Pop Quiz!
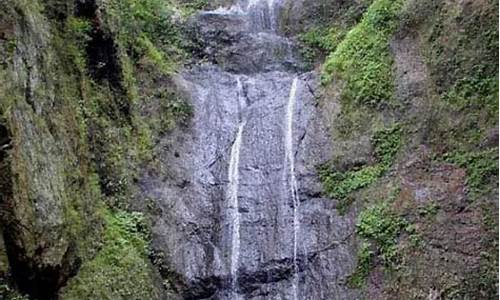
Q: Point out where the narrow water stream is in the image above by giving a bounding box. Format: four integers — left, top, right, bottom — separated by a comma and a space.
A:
284, 77, 300, 300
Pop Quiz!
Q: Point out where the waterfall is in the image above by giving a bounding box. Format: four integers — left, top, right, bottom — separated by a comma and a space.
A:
247, 0, 278, 31
266, 0, 277, 31
150, 0, 361, 297
228, 77, 246, 298
285, 77, 300, 300
209, 0, 278, 31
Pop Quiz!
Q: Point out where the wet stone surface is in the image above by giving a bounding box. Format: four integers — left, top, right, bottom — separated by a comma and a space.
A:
140, 1, 360, 299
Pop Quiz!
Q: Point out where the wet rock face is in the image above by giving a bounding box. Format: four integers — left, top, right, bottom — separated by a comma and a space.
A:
141, 1, 360, 299
0, 3, 101, 299
185, 8, 308, 74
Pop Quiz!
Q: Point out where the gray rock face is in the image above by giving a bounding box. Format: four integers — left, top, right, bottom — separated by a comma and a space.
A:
141, 1, 360, 299
186, 9, 307, 74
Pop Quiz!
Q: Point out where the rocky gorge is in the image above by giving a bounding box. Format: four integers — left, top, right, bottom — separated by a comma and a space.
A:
0, 0, 498, 299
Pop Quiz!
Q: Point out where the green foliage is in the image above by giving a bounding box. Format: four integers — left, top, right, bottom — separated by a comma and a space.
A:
348, 202, 414, 287
134, 34, 174, 74
417, 201, 439, 217
445, 148, 499, 200
373, 124, 402, 166
443, 76, 498, 119
322, 0, 404, 108
320, 164, 384, 205
299, 26, 347, 63
357, 203, 408, 265
319, 125, 402, 213
404, 0, 498, 151
0, 281, 29, 300
178, 0, 209, 15
61, 210, 155, 300
347, 242, 374, 288
104, 0, 187, 74
155, 89, 193, 131
66, 17, 92, 40
63, 17, 92, 72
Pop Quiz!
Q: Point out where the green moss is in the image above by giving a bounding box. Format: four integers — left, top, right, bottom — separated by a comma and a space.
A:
373, 124, 402, 166
134, 34, 175, 74
348, 201, 414, 287
322, 0, 404, 108
347, 241, 373, 288
320, 125, 402, 213
62, 17, 92, 72
320, 164, 384, 206
444, 148, 499, 200
104, 0, 189, 75
61, 210, 156, 300
299, 26, 348, 65
0, 0, 197, 297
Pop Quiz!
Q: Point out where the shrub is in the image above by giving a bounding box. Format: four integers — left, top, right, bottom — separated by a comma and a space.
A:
348, 202, 414, 287
445, 148, 499, 200
61, 210, 155, 300
319, 125, 402, 213
347, 241, 374, 288
373, 124, 402, 165
356, 203, 408, 266
322, 0, 404, 108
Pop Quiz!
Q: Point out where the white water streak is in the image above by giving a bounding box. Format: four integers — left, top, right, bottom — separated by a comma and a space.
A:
228, 77, 246, 299
285, 77, 300, 300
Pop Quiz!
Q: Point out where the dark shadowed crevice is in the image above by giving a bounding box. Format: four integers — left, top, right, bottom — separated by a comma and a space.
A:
75, 0, 98, 19
86, 30, 123, 92
0, 123, 12, 231
75, 0, 126, 100
3, 234, 81, 300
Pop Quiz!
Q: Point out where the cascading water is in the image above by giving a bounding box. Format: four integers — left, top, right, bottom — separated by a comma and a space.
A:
285, 77, 300, 300
228, 121, 245, 297
143, 0, 361, 299
228, 77, 247, 299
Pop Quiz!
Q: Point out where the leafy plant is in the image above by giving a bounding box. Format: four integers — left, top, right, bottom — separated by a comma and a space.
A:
347, 241, 374, 288
61, 210, 155, 300
348, 202, 414, 287
62, 17, 92, 71
356, 203, 408, 265
299, 26, 347, 63
104, 0, 188, 74
417, 201, 440, 217
319, 125, 402, 213
445, 148, 499, 200
373, 124, 402, 165
320, 164, 384, 203
322, 0, 404, 108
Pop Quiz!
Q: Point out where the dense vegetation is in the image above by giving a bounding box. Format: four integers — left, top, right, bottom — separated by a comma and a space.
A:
0, 0, 202, 299
310, 0, 498, 297
61, 210, 156, 299
0, 0, 497, 298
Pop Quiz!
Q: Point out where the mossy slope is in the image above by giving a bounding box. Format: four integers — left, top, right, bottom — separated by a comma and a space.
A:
311, 0, 498, 297
0, 0, 200, 298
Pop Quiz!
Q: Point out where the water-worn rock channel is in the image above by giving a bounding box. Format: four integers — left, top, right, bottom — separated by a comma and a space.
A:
141, 0, 360, 299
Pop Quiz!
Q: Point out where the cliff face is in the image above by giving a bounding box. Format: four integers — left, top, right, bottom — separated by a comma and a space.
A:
282, 0, 499, 298
0, 0, 199, 299
0, 0, 498, 299
0, 2, 102, 298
